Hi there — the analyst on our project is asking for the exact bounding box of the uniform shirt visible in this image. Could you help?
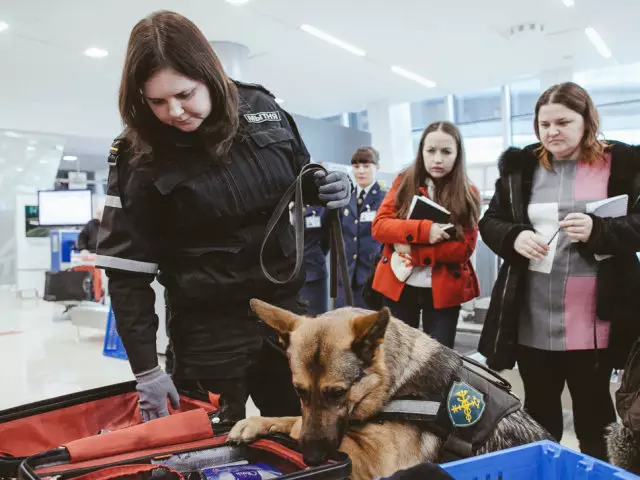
[356,183,375,202]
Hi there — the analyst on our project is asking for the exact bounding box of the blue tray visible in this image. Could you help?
[441,440,639,479]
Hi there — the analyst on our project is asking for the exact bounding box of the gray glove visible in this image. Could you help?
[313,170,351,209]
[135,366,180,422]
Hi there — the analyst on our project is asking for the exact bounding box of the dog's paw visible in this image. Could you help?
[227,416,273,444]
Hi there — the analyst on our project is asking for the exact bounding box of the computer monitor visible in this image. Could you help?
[38,189,93,227]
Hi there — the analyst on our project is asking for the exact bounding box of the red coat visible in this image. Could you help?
[371,176,480,309]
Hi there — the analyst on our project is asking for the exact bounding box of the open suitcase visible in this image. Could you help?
[0,382,350,480]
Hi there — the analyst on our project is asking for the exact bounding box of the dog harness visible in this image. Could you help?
[373,356,522,462]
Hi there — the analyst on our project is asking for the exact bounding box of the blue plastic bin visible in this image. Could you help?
[441,440,639,479]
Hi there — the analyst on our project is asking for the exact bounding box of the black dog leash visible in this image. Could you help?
[260,163,353,306]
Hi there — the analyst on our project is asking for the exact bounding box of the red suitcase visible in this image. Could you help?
[0,382,350,480]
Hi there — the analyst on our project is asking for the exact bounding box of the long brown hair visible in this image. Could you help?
[396,121,480,230]
[534,81,606,169]
[119,11,239,160]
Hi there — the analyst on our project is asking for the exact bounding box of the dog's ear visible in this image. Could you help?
[350,307,390,364]
[250,298,301,336]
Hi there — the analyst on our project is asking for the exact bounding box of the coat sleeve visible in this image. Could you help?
[96,138,161,374]
[586,148,640,256]
[478,176,533,265]
[371,176,433,245]
[410,228,478,265]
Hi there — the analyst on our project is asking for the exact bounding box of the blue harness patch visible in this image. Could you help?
[447,381,486,428]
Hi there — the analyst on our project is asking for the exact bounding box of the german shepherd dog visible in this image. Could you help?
[229,300,552,479]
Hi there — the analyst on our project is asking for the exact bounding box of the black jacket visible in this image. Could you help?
[96,81,318,373]
[76,218,100,253]
[479,142,640,370]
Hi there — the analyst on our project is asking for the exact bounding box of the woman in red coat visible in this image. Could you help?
[371,121,481,347]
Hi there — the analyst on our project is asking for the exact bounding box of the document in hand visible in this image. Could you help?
[586,194,629,260]
[407,195,455,236]
[408,195,450,222]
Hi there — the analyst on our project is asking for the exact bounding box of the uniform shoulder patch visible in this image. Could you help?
[107,132,131,167]
[447,381,486,428]
[108,139,122,166]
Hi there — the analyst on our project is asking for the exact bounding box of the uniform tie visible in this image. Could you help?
[357,189,366,213]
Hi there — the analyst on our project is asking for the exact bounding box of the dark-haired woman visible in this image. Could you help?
[96,11,350,423]
[479,81,640,460]
[371,121,481,348]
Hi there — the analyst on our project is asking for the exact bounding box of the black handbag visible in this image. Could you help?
[43,270,94,302]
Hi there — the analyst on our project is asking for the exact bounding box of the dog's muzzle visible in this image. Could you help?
[302,438,335,466]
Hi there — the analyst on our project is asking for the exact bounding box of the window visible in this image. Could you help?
[575,63,640,106]
[348,110,369,132]
[452,88,504,193]
[454,88,501,124]
[321,114,344,127]
[510,78,541,117]
[410,98,447,155]
[573,63,640,146]
[411,98,447,130]
[599,101,640,144]
[510,78,541,148]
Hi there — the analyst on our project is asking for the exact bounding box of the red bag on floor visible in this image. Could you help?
[0,382,350,480]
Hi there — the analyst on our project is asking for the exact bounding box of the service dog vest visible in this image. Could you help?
[372,359,521,462]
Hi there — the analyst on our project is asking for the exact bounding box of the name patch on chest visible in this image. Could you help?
[244,112,282,123]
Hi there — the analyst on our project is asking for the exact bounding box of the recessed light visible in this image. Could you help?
[84,47,108,58]
[15,167,23,173]
[39,159,48,164]
[275,98,284,105]
[0,22,8,33]
[562,0,575,6]
[225,0,250,4]
[62,155,78,161]
[585,27,612,58]
[390,66,437,88]
[4,131,21,138]
[55,144,64,151]
[26,146,35,152]
[300,24,366,57]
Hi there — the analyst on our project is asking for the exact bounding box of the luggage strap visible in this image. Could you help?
[260,163,353,305]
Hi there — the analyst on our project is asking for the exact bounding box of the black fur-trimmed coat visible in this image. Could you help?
[478,141,640,371]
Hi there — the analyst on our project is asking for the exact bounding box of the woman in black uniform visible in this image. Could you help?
[96,11,350,423]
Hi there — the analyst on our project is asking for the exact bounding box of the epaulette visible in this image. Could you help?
[233,79,276,99]
[107,134,127,167]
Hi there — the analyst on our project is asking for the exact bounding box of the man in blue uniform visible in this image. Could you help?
[337,146,385,309]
